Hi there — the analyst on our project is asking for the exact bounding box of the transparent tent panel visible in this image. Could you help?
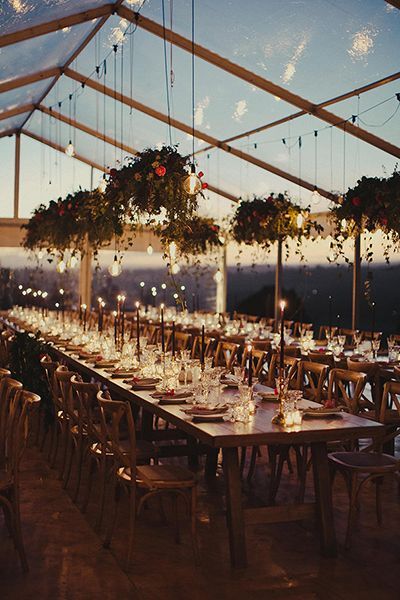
[0,135,15,218]
[0,21,98,85]
[131,0,400,102]
[19,133,95,218]
[0,111,30,133]
[0,77,53,114]
[73,17,296,141]
[0,1,109,35]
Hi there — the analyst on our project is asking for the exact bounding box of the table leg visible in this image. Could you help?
[141,409,153,440]
[222,447,247,568]
[311,441,337,557]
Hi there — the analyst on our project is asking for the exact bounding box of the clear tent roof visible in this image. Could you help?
[0,0,399,218]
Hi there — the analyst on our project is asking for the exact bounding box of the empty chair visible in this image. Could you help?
[213,341,240,370]
[190,335,216,359]
[298,360,328,404]
[97,391,197,566]
[347,358,380,416]
[241,347,268,378]
[327,368,367,414]
[167,330,191,352]
[308,351,336,369]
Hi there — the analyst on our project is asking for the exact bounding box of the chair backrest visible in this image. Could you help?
[70,375,101,440]
[0,376,23,464]
[327,368,367,414]
[284,346,301,358]
[40,355,59,407]
[298,360,328,404]
[97,390,136,474]
[167,331,191,352]
[308,351,336,369]
[261,352,278,387]
[6,389,40,478]
[347,358,379,381]
[214,341,240,369]
[0,367,11,380]
[241,347,268,377]
[54,366,77,420]
[380,380,400,423]
[318,325,338,340]
[190,335,216,359]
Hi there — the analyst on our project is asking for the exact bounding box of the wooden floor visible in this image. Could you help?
[1,440,400,600]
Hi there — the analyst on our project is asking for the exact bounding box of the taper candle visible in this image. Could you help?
[280,300,285,369]
[161,304,165,353]
[247,344,253,387]
[172,320,176,357]
[136,302,140,359]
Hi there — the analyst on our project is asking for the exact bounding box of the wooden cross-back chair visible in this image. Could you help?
[97,391,197,567]
[0,376,23,466]
[298,360,329,404]
[0,330,14,367]
[377,380,400,451]
[213,341,240,370]
[327,368,367,414]
[166,330,192,352]
[241,347,268,378]
[53,366,77,480]
[346,358,380,416]
[190,335,216,360]
[0,389,40,571]
[318,325,338,340]
[307,351,336,369]
[293,322,313,338]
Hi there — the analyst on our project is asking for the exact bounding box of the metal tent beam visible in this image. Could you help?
[118,6,400,159]
[0,4,115,49]
[65,68,333,199]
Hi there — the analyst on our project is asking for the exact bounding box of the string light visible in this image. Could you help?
[296,213,304,229]
[108,254,122,277]
[65,94,75,157]
[213,269,223,283]
[65,141,75,157]
[171,263,180,274]
[147,243,154,255]
[56,259,66,273]
[312,130,321,205]
[98,174,107,193]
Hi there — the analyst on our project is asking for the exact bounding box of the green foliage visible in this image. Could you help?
[9,331,53,426]
[161,216,223,257]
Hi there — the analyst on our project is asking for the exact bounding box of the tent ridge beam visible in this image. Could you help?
[65,67,333,199]
[0,4,115,49]
[0,68,62,94]
[118,6,400,159]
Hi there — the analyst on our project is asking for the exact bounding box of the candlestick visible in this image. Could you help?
[161,304,165,353]
[279,300,285,369]
[113,310,118,345]
[371,301,376,338]
[201,323,205,369]
[328,295,333,338]
[247,344,253,387]
[79,296,82,322]
[136,302,140,360]
[172,319,176,357]
[97,297,102,332]
[82,304,87,332]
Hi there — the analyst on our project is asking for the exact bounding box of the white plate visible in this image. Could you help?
[191,412,227,422]
[302,408,344,418]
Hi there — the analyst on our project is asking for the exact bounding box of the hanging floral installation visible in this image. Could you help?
[161,216,223,258]
[329,171,400,263]
[22,188,125,261]
[230,193,323,260]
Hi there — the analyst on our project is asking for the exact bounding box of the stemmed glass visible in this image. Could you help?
[180,349,191,386]
[353,330,362,352]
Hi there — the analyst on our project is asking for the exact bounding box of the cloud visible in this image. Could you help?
[194,96,210,126]
[232,99,248,122]
[347,27,377,61]
[281,35,308,84]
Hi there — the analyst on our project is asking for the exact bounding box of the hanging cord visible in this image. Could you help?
[103,59,107,172]
[113,45,118,165]
[161,0,173,146]
[314,130,318,189]
[298,136,302,201]
[120,42,124,163]
[330,127,333,193]
[191,0,195,163]
[343,126,346,194]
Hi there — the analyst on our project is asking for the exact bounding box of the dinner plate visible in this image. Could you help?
[191,413,226,422]
[302,408,344,418]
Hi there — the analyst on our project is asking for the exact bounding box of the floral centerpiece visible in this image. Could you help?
[330,172,400,262]
[231,193,323,255]
[105,145,205,229]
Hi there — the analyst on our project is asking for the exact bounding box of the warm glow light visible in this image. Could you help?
[59,288,64,295]
[22,291,26,296]
[160,303,165,309]
[37,249,44,260]
[56,259,66,273]
[81,303,86,310]
[173,293,179,299]
[140,281,145,288]
[65,141,75,157]
[26,288,32,294]
[341,218,347,231]
[37,290,42,296]
[161,283,167,290]
[98,175,107,193]
[280,300,286,311]
[42,292,48,299]
[18,284,23,290]
[69,255,78,269]
[55,302,60,308]
[33,292,37,297]
[147,243,154,255]
[180,285,186,291]
[213,269,223,283]
[108,255,122,277]
[152,290,157,296]
[135,301,140,308]
[169,242,177,261]
[182,166,202,195]
[171,263,180,275]
[296,213,304,229]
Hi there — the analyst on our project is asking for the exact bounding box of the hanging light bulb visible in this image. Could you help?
[169,241,177,261]
[182,164,202,195]
[296,213,304,229]
[340,218,347,232]
[37,249,44,260]
[98,174,107,193]
[108,254,122,277]
[171,263,181,275]
[213,269,223,283]
[65,140,75,157]
[57,259,66,273]
[147,243,154,255]
[311,186,321,205]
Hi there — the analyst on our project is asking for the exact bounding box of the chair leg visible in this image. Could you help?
[190,486,199,563]
[239,447,247,477]
[345,473,358,550]
[270,448,287,504]
[126,486,136,569]
[246,446,259,484]
[296,445,308,503]
[63,436,75,489]
[10,490,29,572]
[50,424,60,468]
[375,477,383,525]
[72,438,84,503]
[82,455,96,514]
[58,423,69,479]
[103,476,120,549]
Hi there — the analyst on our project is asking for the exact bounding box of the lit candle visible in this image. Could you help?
[113,310,118,344]
[120,295,126,346]
[161,304,165,353]
[371,301,376,339]
[55,302,60,319]
[98,297,102,332]
[280,300,285,369]
[82,304,87,332]
[172,319,176,357]
[201,323,205,368]
[79,296,82,322]
[136,301,140,360]
[328,295,333,337]
[247,344,253,387]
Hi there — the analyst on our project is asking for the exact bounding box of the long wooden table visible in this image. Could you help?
[47,346,384,569]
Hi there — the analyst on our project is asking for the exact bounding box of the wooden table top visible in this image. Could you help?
[53,347,384,449]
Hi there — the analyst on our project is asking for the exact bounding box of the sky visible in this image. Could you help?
[0,0,399,265]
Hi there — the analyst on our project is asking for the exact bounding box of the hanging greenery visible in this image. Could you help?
[329,171,400,262]
[230,193,323,257]
[105,145,206,229]
[22,188,125,259]
[160,215,223,257]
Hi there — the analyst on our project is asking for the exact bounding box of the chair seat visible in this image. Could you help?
[91,439,157,460]
[329,451,400,473]
[118,464,195,489]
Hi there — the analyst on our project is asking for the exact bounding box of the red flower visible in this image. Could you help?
[59,209,65,216]
[351,196,361,207]
[266,195,274,202]
[109,168,118,178]
[67,203,72,210]
[155,165,166,177]
[380,217,388,227]
[198,171,204,178]
[201,182,208,189]
[211,225,219,232]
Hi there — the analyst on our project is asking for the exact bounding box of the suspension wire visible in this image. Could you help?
[161,0,173,146]
[113,44,118,165]
[103,59,107,173]
[191,0,195,162]
[120,42,124,163]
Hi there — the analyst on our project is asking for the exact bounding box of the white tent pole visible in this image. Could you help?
[274,239,283,330]
[216,245,227,314]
